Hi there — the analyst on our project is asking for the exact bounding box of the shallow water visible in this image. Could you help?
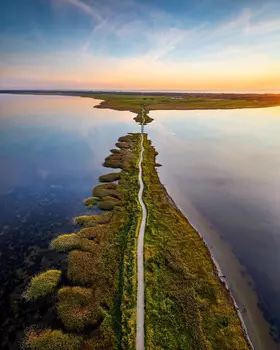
[0,94,137,349]
[148,107,280,346]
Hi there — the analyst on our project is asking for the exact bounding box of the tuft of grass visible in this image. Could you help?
[68,250,98,284]
[50,234,80,252]
[24,270,61,301]
[73,212,112,227]
[57,287,102,331]
[99,172,121,183]
[25,329,82,350]
[83,196,99,208]
[98,196,121,211]
[92,183,120,199]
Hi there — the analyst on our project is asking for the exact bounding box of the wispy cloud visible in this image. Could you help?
[58,0,102,21]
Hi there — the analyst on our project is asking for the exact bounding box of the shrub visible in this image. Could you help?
[25,329,82,350]
[24,270,61,301]
[68,250,97,284]
[50,234,80,252]
[99,172,121,183]
[57,287,100,331]
[83,197,99,208]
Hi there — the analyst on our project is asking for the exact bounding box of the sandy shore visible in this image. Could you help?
[161,178,278,350]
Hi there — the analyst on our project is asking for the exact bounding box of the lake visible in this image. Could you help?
[0,94,138,349]
[1,94,280,349]
[148,108,280,348]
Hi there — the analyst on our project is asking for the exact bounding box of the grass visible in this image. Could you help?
[24,329,82,350]
[88,93,280,112]
[23,129,249,349]
[73,212,113,226]
[57,287,101,331]
[98,196,121,210]
[24,270,61,301]
[99,172,121,182]
[50,234,80,252]
[134,111,154,125]
[92,183,120,199]
[142,135,249,349]
[68,250,98,284]
[83,196,99,208]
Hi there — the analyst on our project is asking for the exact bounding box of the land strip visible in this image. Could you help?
[1,90,280,112]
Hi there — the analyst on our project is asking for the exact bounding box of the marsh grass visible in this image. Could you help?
[57,287,102,331]
[24,270,61,301]
[142,135,249,349]
[83,196,99,208]
[24,329,82,350]
[99,172,121,182]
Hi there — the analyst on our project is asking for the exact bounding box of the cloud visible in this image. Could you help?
[58,0,102,21]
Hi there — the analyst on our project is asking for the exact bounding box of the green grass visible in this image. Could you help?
[24,270,61,301]
[88,93,280,112]
[142,135,249,349]
[50,234,80,252]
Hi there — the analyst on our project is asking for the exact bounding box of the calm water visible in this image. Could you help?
[1,95,280,348]
[0,94,137,349]
[148,108,280,346]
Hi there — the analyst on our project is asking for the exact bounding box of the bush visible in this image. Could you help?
[25,329,82,350]
[50,234,80,252]
[24,270,61,301]
[68,250,97,284]
[83,197,99,208]
[57,287,100,331]
[99,172,121,183]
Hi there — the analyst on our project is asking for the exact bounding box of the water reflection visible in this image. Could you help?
[148,107,280,344]
[0,94,138,349]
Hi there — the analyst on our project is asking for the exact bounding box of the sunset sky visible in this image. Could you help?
[1,0,280,91]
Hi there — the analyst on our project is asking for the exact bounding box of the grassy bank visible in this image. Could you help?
[24,134,141,349]
[142,135,250,349]
[23,129,250,349]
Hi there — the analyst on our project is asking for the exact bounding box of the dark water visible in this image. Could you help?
[0,94,137,349]
[148,108,280,345]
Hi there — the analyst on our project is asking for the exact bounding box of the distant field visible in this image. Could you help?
[89,92,280,112]
[1,90,280,112]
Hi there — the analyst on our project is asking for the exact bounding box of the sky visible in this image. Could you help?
[1,0,280,91]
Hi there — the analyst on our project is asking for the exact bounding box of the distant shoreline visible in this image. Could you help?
[1,90,280,112]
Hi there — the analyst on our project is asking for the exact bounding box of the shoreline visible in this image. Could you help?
[159,177,278,349]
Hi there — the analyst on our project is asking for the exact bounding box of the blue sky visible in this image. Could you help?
[1,0,280,90]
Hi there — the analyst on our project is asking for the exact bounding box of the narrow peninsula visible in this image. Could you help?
[23,106,250,349]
